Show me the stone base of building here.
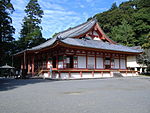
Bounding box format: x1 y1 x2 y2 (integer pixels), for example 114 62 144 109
38 70 138 80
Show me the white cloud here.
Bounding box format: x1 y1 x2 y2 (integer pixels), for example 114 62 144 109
41 8 81 38
39 0 65 11
11 0 27 39
41 17 81 38
44 10 76 16
93 7 109 12
12 0 27 11
12 0 109 39
113 0 127 5
83 12 89 20
79 4 85 8
11 0 83 39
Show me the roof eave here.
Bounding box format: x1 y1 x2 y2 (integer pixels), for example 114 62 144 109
59 40 143 55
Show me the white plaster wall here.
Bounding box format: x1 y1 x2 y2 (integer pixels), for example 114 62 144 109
103 73 111 77
53 73 59 79
127 56 146 68
120 58 126 69
94 72 103 78
133 72 138 76
78 56 86 68
60 73 69 79
96 57 103 69
127 56 137 67
127 73 133 76
82 72 93 78
93 37 100 40
88 56 95 69
124 72 138 76
132 73 136 76
44 73 49 78
58 61 63 68
114 59 119 69
47 61 52 68
71 73 81 78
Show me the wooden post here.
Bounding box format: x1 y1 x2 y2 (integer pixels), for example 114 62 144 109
27 57 31 74
103 55 105 69
21 59 23 69
69 71 71 78
46 54 48 69
95 53 96 69
125 55 127 69
119 54 120 69
31 56 34 76
86 52 88 69
80 71 82 78
58 71 61 78
92 71 94 77
56 56 58 69
12 55 13 67
110 54 112 69
24 51 26 70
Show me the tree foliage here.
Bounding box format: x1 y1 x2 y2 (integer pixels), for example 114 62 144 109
110 2 118 11
111 19 136 46
18 0 45 50
0 0 15 66
0 0 15 42
137 49 150 72
92 0 150 48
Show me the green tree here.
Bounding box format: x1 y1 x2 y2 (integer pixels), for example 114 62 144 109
137 49 150 72
19 0 45 50
132 0 150 46
110 2 118 10
111 19 136 46
92 0 150 47
142 32 150 48
0 0 15 42
0 0 15 66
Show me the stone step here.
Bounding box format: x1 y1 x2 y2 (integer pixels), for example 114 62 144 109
113 73 123 77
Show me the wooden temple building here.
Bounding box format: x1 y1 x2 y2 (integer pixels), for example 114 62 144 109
15 18 143 79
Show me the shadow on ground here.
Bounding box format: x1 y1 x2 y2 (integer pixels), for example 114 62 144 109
0 78 53 91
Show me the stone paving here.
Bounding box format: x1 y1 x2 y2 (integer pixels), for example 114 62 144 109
0 76 150 113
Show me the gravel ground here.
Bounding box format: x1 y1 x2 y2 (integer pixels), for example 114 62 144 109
0 76 150 113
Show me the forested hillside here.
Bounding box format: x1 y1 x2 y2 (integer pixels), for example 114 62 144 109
89 0 150 48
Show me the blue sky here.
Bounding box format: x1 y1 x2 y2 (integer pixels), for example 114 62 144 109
11 0 128 40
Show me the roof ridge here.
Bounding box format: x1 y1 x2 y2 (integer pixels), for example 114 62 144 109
55 18 97 38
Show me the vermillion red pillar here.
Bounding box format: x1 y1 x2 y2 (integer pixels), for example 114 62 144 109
21 59 23 70
31 56 34 76
24 52 26 70
56 56 58 69
27 57 31 74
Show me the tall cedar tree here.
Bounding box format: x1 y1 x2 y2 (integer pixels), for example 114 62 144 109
110 2 118 10
0 0 15 66
19 0 45 50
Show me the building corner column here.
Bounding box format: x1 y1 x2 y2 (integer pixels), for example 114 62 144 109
32 56 34 76
27 57 31 74
140 68 142 73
